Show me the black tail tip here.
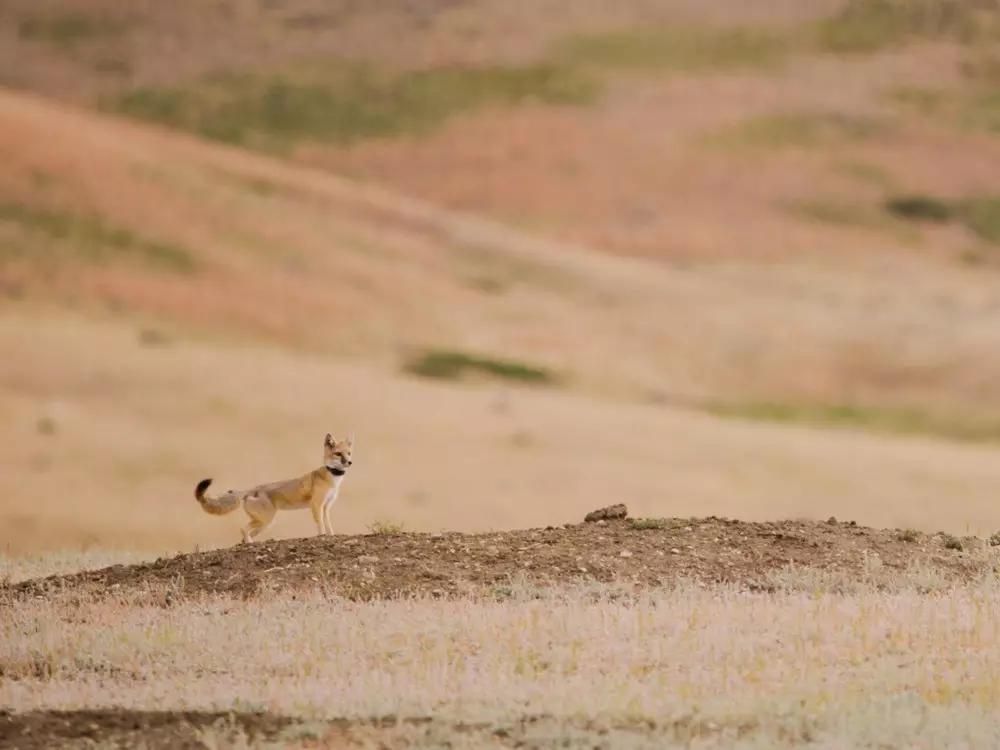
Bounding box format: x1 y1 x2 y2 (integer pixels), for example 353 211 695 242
195 478 213 498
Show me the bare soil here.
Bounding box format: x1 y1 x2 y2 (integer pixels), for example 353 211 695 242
0 709 710 750
7 510 988 603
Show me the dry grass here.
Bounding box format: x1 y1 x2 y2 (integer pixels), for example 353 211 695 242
5 561 1000 747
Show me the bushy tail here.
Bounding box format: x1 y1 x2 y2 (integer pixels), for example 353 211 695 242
194 478 241 516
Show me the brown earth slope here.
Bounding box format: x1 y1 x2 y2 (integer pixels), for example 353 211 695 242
8 511 991 603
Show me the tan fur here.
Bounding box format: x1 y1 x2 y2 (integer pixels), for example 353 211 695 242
194 432 354 544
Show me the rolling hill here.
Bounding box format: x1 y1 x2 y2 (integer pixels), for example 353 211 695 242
3 0 1000 556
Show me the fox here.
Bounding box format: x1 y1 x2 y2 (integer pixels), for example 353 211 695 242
194 432 354 544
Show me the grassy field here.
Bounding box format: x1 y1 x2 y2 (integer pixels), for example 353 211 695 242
5 546 1000 748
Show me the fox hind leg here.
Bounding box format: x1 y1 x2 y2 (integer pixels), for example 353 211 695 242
241 493 276 544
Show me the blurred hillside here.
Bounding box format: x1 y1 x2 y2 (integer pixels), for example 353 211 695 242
2 0 1000 554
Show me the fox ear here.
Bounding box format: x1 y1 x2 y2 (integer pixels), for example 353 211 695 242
346 431 355 447
324 433 334 447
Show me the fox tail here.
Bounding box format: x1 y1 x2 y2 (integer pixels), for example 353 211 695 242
194 478 241 516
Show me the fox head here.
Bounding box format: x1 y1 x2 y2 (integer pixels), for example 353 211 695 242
323 432 354 477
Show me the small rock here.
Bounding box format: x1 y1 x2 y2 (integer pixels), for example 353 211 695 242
584 504 628 523
620 550 633 558
670 548 680 555
596 520 607 526
827 516 837 524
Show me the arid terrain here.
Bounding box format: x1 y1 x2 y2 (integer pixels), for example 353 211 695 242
3 0 1000 747
5 507 1000 748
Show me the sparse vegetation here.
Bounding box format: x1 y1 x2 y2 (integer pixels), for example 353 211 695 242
942 534 964 550
960 195 1000 244
888 86 954 115
17 12 126 50
0 201 197 273
885 193 1000 244
703 112 891 152
402 348 558 386
962 88 1000 134
627 517 670 530
558 25 791 74
784 197 913 240
831 159 895 187
367 519 405 535
814 0 1000 54
885 194 954 223
106 61 597 150
706 400 1000 443
898 528 920 542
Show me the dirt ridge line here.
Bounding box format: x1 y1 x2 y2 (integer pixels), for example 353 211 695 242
4 512 990 603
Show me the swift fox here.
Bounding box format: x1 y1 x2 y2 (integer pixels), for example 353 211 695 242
194 432 354 544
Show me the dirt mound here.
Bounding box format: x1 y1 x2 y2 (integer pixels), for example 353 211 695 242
7 514 988 603
0 709 713 750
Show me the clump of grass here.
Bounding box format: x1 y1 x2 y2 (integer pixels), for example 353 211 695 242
107 61 598 150
884 194 954 223
831 159 895 188
888 86 954 115
942 534 964 551
402 349 557 386
706 400 1000 444
558 25 790 74
814 0 1000 54
0 201 197 273
885 193 1000 244
17 13 127 50
367 519 405 535
988 531 1000 547
704 112 891 152
962 89 1000 135
785 198 909 237
897 528 920 543
628 518 670 530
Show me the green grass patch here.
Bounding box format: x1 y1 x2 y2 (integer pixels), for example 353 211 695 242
814 0 1000 54
105 61 598 150
888 86 954 115
962 89 1000 134
831 159 895 188
885 193 1000 243
960 195 1000 244
0 201 197 273
627 518 670 530
784 197 921 244
786 198 896 230
707 400 1000 444
884 194 954 223
704 112 891 152
18 13 127 50
402 349 558 386
557 25 791 74
367 519 406 535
